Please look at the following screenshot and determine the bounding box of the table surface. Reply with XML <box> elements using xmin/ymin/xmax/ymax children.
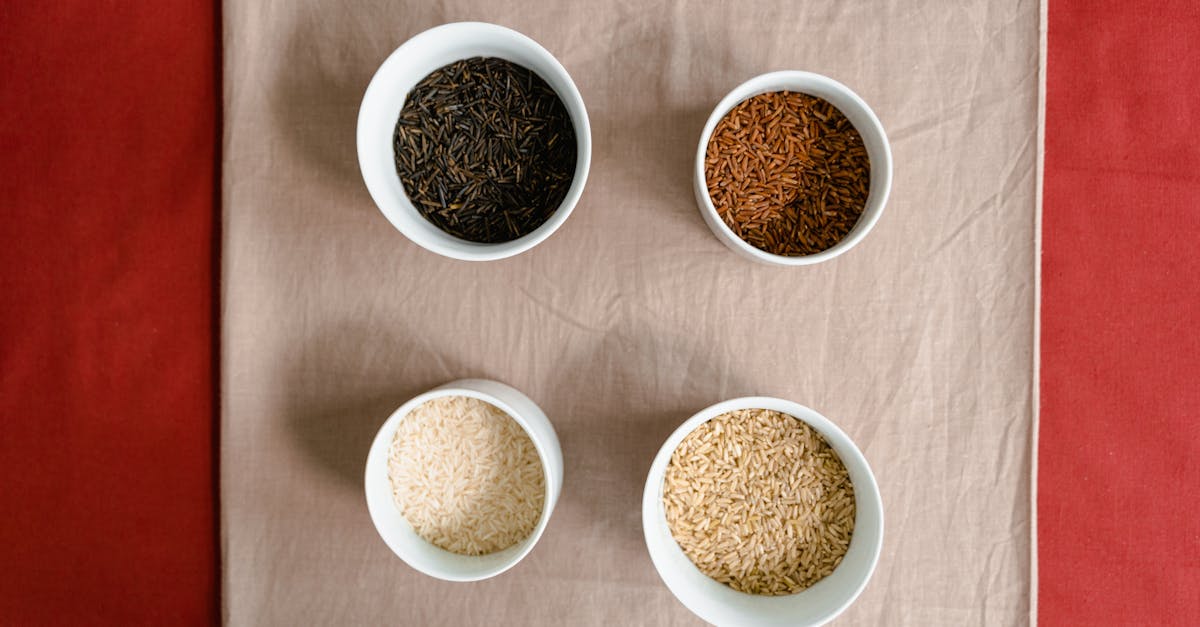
<box><xmin>221</xmin><ymin>1</ymin><xmax>1036</xmax><ymax>624</ymax></box>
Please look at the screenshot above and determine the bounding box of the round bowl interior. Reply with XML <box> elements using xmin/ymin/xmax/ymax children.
<box><xmin>693</xmin><ymin>71</ymin><xmax>893</xmax><ymax>266</ymax></box>
<box><xmin>357</xmin><ymin>22</ymin><xmax>592</xmax><ymax>261</ymax></box>
<box><xmin>365</xmin><ymin>379</ymin><xmax>562</xmax><ymax>582</ymax></box>
<box><xmin>642</xmin><ymin>397</ymin><xmax>884</xmax><ymax>627</ymax></box>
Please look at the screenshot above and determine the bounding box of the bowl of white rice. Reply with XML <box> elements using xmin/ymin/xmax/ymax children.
<box><xmin>641</xmin><ymin>397</ymin><xmax>883</xmax><ymax>627</ymax></box>
<box><xmin>365</xmin><ymin>379</ymin><xmax>562</xmax><ymax>581</ymax></box>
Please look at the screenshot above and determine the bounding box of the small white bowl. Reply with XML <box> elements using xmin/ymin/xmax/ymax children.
<box><xmin>357</xmin><ymin>22</ymin><xmax>592</xmax><ymax>261</ymax></box>
<box><xmin>694</xmin><ymin>71</ymin><xmax>893</xmax><ymax>266</ymax></box>
<box><xmin>365</xmin><ymin>379</ymin><xmax>563</xmax><ymax>581</ymax></box>
<box><xmin>642</xmin><ymin>397</ymin><xmax>883</xmax><ymax>627</ymax></box>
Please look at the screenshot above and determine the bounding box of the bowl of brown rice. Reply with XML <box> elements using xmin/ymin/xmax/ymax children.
<box><xmin>694</xmin><ymin>71</ymin><xmax>892</xmax><ymax>266</ymax></box>
<box><xmin>365</xmin><ymin>379</ymin><xmax>562</xmax><ymax>581</ymax></box>
<box><xmin>642</xmin><ymin>397</ymin><xmax>883</xmax><ymax>626</ymax></box>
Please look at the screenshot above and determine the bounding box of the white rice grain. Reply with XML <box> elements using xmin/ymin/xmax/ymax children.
<box><xmin>388</xmin><ymin>396</ymin><xmax>545</xmax><ymax>556</ymax></box>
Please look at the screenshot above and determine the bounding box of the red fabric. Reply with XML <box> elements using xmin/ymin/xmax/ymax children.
<box><xmin>1041</xmin><ymin>1</ymin><xmax>1200</xmax><ymax>623</ymax></box>
<box><xmin>0</xmin><ymin>3</ymin><xmax>217</xmax><ymax>625</ymax></box>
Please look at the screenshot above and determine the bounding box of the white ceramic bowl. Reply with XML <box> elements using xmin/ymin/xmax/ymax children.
<box><xmin>357</xmin><ymin>22</ymin><xmax>592</xmax><ymax>261</ymax></box>
<box><xmin>365</xmin><ymin>379</ymin><xmax>563</xmax><ymax>581</ymax></box>
<box><xmin>642</xmin><ymin>397</ymin><xmax>883</xmax><ymax>627</ymax></box>
<box><xmin>694</xmin><ymin>71</ymin><xmax>893</xmax><ymax>266</ymax></box>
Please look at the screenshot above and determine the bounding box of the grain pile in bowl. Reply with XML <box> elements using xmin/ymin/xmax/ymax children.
<box><xmin>387</xmin><ymin>395</ymin><xmax>545</xmax><ymax>556</ymax></box>
<box><xmin>392</xmin><ymin>57</ymin><xmax>577</xmax><ymax>243</ymax></box>
<box><xmin>663</xmin><ymin>409</ymin><xmax>855</xmax><ymax>595</ymax></box>
<box><xmin>704</xmin><ymin>91</ymin><xmax>870</xmax><ymax>256</ymax></box>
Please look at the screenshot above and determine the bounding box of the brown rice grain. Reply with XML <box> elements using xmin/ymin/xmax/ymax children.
<box><xmin>662</xmin><ymin>409</ymin><xmax>855</xmax><ymax>595</ymax></box>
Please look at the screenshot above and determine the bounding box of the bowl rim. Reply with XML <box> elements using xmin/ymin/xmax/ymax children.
<box><xmin>694</xmin><ymin>70</ymin><xmax>893</xmax><ymax>266</ymax></box>
<box><xmin>364</xmin><ymin>383</ymin><xmax>557</xmax><ymax>581</ymax></box>
<box><xmin>356</xmin><ymin>21</ymin><xmax>592</xmax><ymax>262</ymax></box>
<box><xmin>641</xmin><ymin>396</ymin><xmax>884</xmax><ymax>626</ymax></box>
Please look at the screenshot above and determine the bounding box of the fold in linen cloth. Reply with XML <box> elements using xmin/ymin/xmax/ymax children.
<box><xmin>222</xmin><ymin>1</ymin><xmax>1038</xmax><ymax>624</ymax></box>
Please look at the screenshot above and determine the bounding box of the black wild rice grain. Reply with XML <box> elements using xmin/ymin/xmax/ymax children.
<box><xmin>393</xmin><ymin>57</ymin><xmax>577</xmax><ymax>244</ymax></box>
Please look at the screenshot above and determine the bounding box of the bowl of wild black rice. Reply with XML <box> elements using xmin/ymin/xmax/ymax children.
<box><xmin>695</xmin><ymin>71</ymin><xmax>892</xmax><ymax>266</ymax></box>
<box><xmin>642</xmin><ymin>397</ymin><xmax>884</xmax><ymax>627</ymax></box>
<box><xmin>358</xmin><ymin>22</ymin><xmax>591</xmax><ymax>261</ymax></box>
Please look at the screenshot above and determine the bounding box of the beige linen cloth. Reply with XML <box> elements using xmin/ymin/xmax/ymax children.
<box><xmin>222</xmin><ymin>0</ymin><xmax>1038</xmax><ymax>624</ymax></box>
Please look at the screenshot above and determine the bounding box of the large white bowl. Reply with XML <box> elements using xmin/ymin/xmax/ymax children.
<box><xmin>642</xmin><ymin>397</ymin><xmax>884</xmax><ymax>627</ymax></box>
<box><xmin>365</xmin><ymin>379</ymin><xmax>563</xmax><ymax>581</ymax></box>
<box><xmin>357</xmin><ymin>22</ymin><xmax>592</xmax><ymax>261</ymax></box>
<box><xmin>694</xmin><ymin>71</ymin><xmax>893</xmax><ymax>266</ymax></box>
